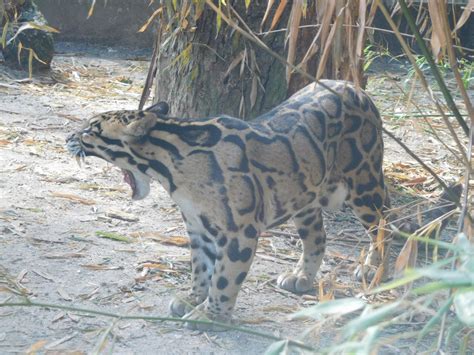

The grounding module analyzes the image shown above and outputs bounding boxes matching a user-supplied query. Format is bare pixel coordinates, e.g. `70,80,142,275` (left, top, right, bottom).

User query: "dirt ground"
0,43,469,354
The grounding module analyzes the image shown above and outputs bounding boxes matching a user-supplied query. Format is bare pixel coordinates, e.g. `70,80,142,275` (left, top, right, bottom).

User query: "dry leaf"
453,0,474,32
223,50,245,79
369,264,385,288
44,333,78,350
260,0,276,30
57,287,73,301
316,6,344,81
26,340,47,355
286,0,303,83
131,231,189,247
428,0,447,60
269,0,288,32
105,209,139,222
44,253,84,259
404,176,427,186
50,192,96,205
140,262,168,270
80,264,123,271
395,238,418,276
320,279,335,301
356,0,367,58
138,6,164,33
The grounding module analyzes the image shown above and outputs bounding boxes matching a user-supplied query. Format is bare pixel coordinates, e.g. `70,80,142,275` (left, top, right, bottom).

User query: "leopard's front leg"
169,232,214,317
183,229,259,331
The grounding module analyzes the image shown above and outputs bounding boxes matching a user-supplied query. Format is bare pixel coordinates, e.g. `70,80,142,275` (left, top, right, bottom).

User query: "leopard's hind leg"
346,169,392,282
277,207,326,293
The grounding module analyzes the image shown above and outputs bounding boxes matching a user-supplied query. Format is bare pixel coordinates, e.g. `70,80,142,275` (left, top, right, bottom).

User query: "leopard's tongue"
122,169,138,199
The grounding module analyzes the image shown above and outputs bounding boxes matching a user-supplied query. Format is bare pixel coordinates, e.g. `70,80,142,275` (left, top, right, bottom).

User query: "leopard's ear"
146,101,169,116
123,113,156,138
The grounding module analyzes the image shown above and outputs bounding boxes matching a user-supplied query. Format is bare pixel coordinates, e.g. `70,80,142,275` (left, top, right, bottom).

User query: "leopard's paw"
169,294,199,317
353,264,377,283
183,303,231,332
277,272,314,293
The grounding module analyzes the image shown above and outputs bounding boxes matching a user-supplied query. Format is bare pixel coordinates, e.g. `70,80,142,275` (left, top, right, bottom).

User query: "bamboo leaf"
264,340,288,355
453,0,474,32
316,6,343,80
370,269,423,294
223,50,245,79
216,0,222,34
6,22,59,46
371,257,458,294
138,7,163,33
2,20,9,48
87,0,96,19
394,237,418,276
412,281,453,295
250,75,258,110
239,47,247,77
286,0,303,83
417,295,454,342
17,41,23,65
95,231,132,243
28,48,33,79
356,0,366,58
291,298,365,320
260,0,275,30
269,0,288,32
343,301,401,339
427,0,447,61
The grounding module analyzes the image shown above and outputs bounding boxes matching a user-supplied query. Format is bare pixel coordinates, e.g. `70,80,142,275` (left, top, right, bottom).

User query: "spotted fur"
67,80,391,330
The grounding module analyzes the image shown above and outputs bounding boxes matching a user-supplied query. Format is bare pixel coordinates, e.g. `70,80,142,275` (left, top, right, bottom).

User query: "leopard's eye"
82,127,94,138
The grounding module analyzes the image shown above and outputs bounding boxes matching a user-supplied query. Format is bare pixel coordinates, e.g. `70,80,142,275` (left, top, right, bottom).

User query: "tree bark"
152,1,368,119
154,2,291,119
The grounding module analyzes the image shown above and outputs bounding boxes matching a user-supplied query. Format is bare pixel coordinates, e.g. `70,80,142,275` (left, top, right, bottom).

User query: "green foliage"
363,44,392,72
266,234,474,353
406,55,473,90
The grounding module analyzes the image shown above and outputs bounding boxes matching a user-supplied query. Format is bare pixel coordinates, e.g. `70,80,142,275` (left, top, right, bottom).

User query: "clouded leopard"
67,80,395,330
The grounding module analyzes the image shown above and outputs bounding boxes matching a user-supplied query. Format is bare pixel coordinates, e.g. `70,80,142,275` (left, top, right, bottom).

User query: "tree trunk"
154,2,292,119
153,1,368,119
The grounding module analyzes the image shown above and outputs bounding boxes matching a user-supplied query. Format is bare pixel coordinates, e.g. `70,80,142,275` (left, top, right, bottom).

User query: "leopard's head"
66,101,169,200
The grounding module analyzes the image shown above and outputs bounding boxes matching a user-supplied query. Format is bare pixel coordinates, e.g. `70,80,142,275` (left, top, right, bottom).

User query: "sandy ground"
0,43,469,354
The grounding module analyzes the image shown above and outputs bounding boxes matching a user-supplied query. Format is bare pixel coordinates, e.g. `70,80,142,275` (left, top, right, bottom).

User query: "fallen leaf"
95,231,132,243
26,340,47,355
130,231,189,247
395,238,418,277
31,270,56,281
78,183,126,192
57,287,73,301
403,176,427,186
44,252,85,259
105,209,139,222
140,263,168,270
80,264,123,271
50,192,96,205
44,332,78,350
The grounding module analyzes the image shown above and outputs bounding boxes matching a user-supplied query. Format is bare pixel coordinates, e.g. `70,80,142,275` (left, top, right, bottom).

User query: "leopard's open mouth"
122,169,137,198
121,169,151,200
